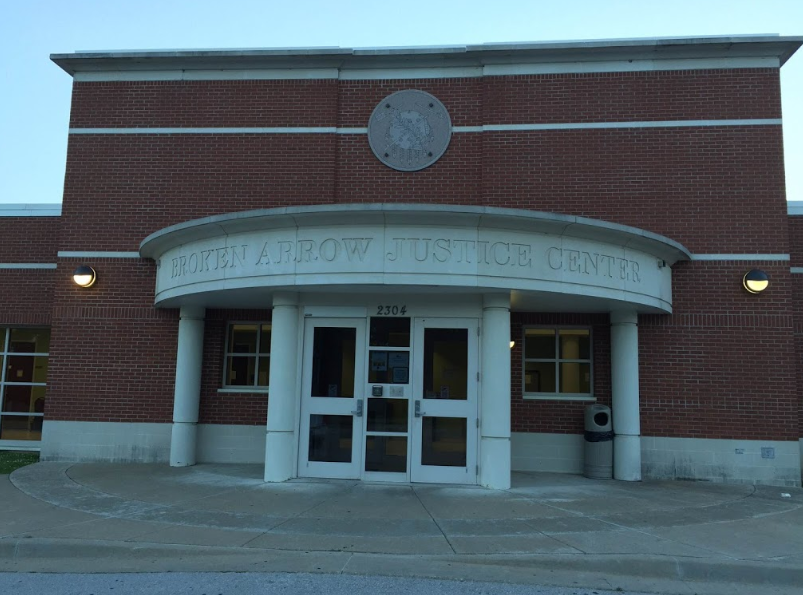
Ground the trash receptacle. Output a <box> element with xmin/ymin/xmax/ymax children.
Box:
<box><xmin>584</xmin><ymin>404</ymin><xmax>613</xmax><ymax>479</ymax></box>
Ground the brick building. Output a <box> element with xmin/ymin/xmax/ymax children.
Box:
<box><xmin>1</xmin><ymin>36</ymin><xmax>802</xmax><ymax>488</ymax></box>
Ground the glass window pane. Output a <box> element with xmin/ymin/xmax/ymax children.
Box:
<box><xmin>0</xmin><ymin>328</ymin><xmax>6</xmax><ymax>350</ymax></box>
<box><xmin>308</xmin><ymin>414</ymin><xmax>352</xmax><ymax>462</ymax></box>
<box><xmin>257</xmin><ymin>356</ymin><xmax>270</xmax><ymax>387</ymax></box>
<box><xmin>524</xmin><ymin>329</ymin><xmax>555</xmax><ymax>359</ymax></box>
<box><xmin>559</xmin><ymin>330</ymin><xmax>590</xmax><ymax>360</ymax></box>
<box><xmin>421</xmin><ymin>417</ymin><xmax>466</xmax><ymax>467</ymax></box>
<box><xmin>369</xmin><ymin>317</ymin><xmax>411</xmax><ymax>347</ymax></box>
<box><xmin>226</xmin><ymin>356</ymin><xmax>256</xmax><ymax>386</ymax></box>
<box><xmin>368</xmin><ymin>350</ymin><xmax>409</xmax><ymax>384</ymax></box>
<box><xmin>423</xmin><ymin>328</ymin><xmax>468</xmax><ymax>400</ymax></box>
<box><xmin>229</xmin><ymin>325</ymin><xmax>258</xmax><ymax>354</ymax></box>
<box><xmin>311</xmin><ymin>327</ymin><xmax>356</xmax><ymax>398</ymax></box>
<box><xmin>259</xmin><ymin>325</ymin><xmax>271</xmax><ymax>354</ymax></box>
<box><xmin>524</xmin><ymin>361</ymin><xmax>556</xmax><ymax>393</ymax></box>
<box><xmin>9</xmin><ymin>328</ymin><xmax>50</xmax><ymax>353</ymax></box>
<box><xmin>6</xmin><ymin>355</ymin><xmax>37</xmax><ymax>383</ymax></box>
<box><xmin>32</xmin><ymin>356</ymin><xmax>49</xmax><ymax>383</ymax></box>
<box><xmin>0</xmin><ymin>415</ymin><xmax>42</xmax><ymax>441</ymax></box>
<box><xmin>2</xmin><ymin>385</ymin><xmax>45</xmax><ymax>413</ymax></box>
<box><xmin>560</xmin><ymin>362</ymin><xmax>591</xmax><ymax>393</ymax></box>
<box><xmin>365</xmin><ymin>436</ymin><xmax>407</xmax><ymax>472</ymax></box>
<box><xmin>367</xmin><ymin>398</ymin><xmax>408</xmax><ymax>433</ymax></box>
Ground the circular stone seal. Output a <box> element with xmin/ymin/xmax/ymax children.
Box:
<box><xmin>367</xmin><ymin>90</ymin><xmax>452</xmax><ymax>172</ymax></box>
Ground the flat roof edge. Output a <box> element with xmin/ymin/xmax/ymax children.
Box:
<box><xmin>788</xmin><ymin>201</ymin><xmax>803</xmax><ymax>215</ymax></box>
<box><xmin>51</xmin><ymin>35</ymin><xmax>803</xmax><ymax>76</ymax></box>
<box><xmin>0</xmin><ymin>204</ymin><xmax>62</xmax><ymax>217</ymax></box>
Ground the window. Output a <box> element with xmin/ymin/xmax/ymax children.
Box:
<box><xmin>523</xmin><ymin>327</ymin><xmax>592</xmax><ymax>400</ymax></box>
<box><xmin>0</xmin><ymin>327</ymin><xmax>50</xmax><ymax>442</ymax></box>
<box><xmin>224</xmin><ymin>323</ymin><xmax>270</xmax><ymax>390</ymax></box>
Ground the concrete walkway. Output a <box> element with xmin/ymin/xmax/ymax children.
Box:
<box><xmin>2</xmin><ymin>462</ymin><xmax>803</xmax><ymax>594</ymax></box>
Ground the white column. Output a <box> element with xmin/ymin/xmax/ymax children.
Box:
<box><xmin>480</xmin><ymin>293</ymin><xmax>511</xmax><ymax>489</ymax></box>
<box><xmin>170</xmin><ymin>306</ymin><xmax>205</xmax><ymax>467</ymax></box>
<box><xmin>264</xmin><ymin>292</ymin><xmax>300</xmax><ymax>482</ymax></box>
<box><xmin>610</xmin><ymin>310</ymin><xmax>641</xmax><ymax>481</ymax></box>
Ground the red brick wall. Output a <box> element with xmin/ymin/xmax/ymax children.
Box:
<box><xmin>641</xmin><ymin>263</ymin><xmax>796</xmax><ymax>441</ymax></box>
<box><xmin>69</xmin><ymin>80</ymin><xmax>339</xmax><ymax>128</ymax></box>
<box><xmin>45</xmin><ymin>258</ymin><xmax>178</xmax><ymax>423</ymax></box>
<box><xmin>0</xmin><ymin>216</ymin><xmax>59</xmax><ymax>325</ymax></box>
<box><xmin>17</xmin><ymin>66</ymin><xmax>797</xmax><ymax>445</ymax></box>
<box><xmin>0</xmin><ymin>217</ymin><xmax>60</xmax><ymax>263</ymax></box>
<box><xmin>789</xmin><ymin>216</ymin><xmax>803</xmax><ymax>441</ymax></box>
<box><xmin>0</xmin><ymin>270</ymin><xmax>55</xmax><ymax>327</ymax></box>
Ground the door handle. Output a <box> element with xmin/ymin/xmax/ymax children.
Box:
<box><xmin>414</xmin><ymin>400</ymin><xmax>426</xmax><ymax>418</ymax></box>
<box><xmin>351</xmin><ymin>399</ymin><xmax>364</xmax><ymax>417</ymax></box>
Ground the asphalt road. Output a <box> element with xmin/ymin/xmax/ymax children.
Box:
<box><xmin>0</xmin><ymin>572</ymin><xmax>653</xmax><ymax>595</ymax></box>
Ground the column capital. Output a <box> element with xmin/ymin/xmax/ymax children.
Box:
<box><xmin>610</xmin><ymin>310</ymin><xmax>638</xmax><ymax>326</ymax></box>
<box><xmin>272</xmin><ymin>292</ymin><xmax>299</xmax><ymax>308</ymax></box>
<box><xmin>179</xmin><ymin>306</ymin><xmax>205</xmax><ymax>320</ymax></box>
<box><xmin>483</xmin><ymin>292</ymin><xmax>511</xmax><ymax>311</ymax></box>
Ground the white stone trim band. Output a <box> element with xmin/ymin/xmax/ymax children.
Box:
<box><xmin>70</xmin><ymin>127</ymin><xmax>337</xmax><ymax>135</ymax></box>
<box><xmin>476</xmin><ymin>119</ymin><xmax>781</xmax><ymax>131</ymax></box>
<box><xmin>58</xmin><ymin>251</ymin><xmax>141</xmax><ymax>259</ymax></box>
<box><xmin>71</xmin><ymin>57</ymin><xmax>780</xmax><ymax>82</ymax></box>
<box><xmin>0</xmin><ymin>263</ymin><xmax>57</xmax><ymax>269</ymax></box>
<box><xmin>791</xmin><ymin>267</ymin><xmax>803</xmax><ymax>274</ymax></box>
<box><xmin>691</xmin><ymin>254</ymin><xmax>790</xmax><ymax>261</ymax></box>
<box><xmin>70</xmin><ymin>119</ymin><xmax>781</xmax><ymax>136</ymax></box>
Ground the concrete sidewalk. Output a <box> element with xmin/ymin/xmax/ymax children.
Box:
<box><xmin>1</xmin><ymin>462</ymin><xmax>802</xmax><ymax>594</ymax></box>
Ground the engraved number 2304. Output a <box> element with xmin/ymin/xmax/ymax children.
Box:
<box><xmin>376</xmin><ymin>305</ymin><xmax>407</xmax><ymax>316</ymax></box>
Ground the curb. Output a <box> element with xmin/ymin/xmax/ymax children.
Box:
<box><xmin>2</xmin><ymin>538</ymin><xmax>802</xmax><ymax>589</ymax></box>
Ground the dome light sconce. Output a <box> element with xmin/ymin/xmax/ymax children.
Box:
<box><xmin>509</xmin><ymin>341</ymin><xmax>516</xmax><ymax>349</ymax></box>
<box><xmin>73</xmin><ymin>265</ymin><xmax>97</xmax><ymax>288</ymax></box>
<box><xmin>742</xmin><ymin>269</ymin><xmax>769</xmax><ymax>294</ymax></box>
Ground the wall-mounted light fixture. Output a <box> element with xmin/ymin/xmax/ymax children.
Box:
<box><xmin>742</xmin><ymin>269</ymin><xmax>769</xmax><ymax>294</ymax></box>
<box><xmin>509</xmin><ymin>340</ymin><xmax>515</xmax><ymax>349</ymax></box>
<box><xmin>73</xmin><ymin>265</ymin><xmax>97</xmax><ymax>288</ymax></box>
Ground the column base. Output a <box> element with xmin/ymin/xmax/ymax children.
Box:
<box><xmin>170</xmin><ymin>422</ymin><xmax>197</xmax><ymax>467</ymax></box>
<box><xmin>264</xmin><ymin>429</ymin><xmax>296</xmax><ymax>482</ymax></box>
<box><xmin>614</xmin><ymin>434</ymin><xmax>642</xmax><ymax>481</ymax></box>
<box><xmin>480</xmin><ymin>436</ymin><xmax>511</xmax><ymax>489</ymax></box>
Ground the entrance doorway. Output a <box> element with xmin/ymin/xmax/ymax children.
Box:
<box><xmin>298</xmin><ymin>316</ymin><xmax>478</xmax><ymax>484</ymax></box>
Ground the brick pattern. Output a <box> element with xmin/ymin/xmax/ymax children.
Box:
<box><xmin>338</xmin><ymin>79</ymin><xmax>483</xmax><ymax>127</ymax></box>
<box><xmin>641</xmin><ymin>260</ymin><xmax>797</xmax><ymax>441</ymax></box>
<box><xmin>789</xmin><ymin>217</ymin><xmax>803</xmax><ymax>441</ymax></box>
<box><xmin>0</xmin><ymin>270</ymin><xmax>55</xmax><ymax>326</ymax></box>
<box><xmin>59</xmin><ymin>134</ymin><xmax>337</xmax><ymax>251</ymax></box>
<box><xmin>0</xmin><ymin>217</ymin><xmax>60</xmax><ymax>262</ymax></box>
<box><xmin>45</xmin><ymin>259</ymin><xmax>179</xmax><ymax>423</ymax></box>
<box><xmin>69</xmin><ymin>80</ymin><xmax>339</xmax><ymax>128</ymax></box>
<box><xmin>483</xmin><ymin>70</ymin><xmax>781</xmax><ymax>124</ymax></box>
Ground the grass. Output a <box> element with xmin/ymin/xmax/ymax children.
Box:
<box><xmin>0</xmin><ymin>451</ymin><xmax>39</xmax><ymax>474</ymax></box>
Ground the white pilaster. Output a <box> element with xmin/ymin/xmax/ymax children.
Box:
<box><xmin>610</xmin><ymin>310</ymin><xmax>641</xmax><ymax>481</ymax></box>
<box><xmin>170</xmin><ymin>306</ymin><xmax>205</xmax><ymax>467</ymax></box>
<box><xmin>480</xmin><ymin>293</ymin><xmax>511</xmax><ymax>489</ymax></box>
<box><xmin>264</xmin><ymin>292</ymin><xmax>300</xmax><ymax>482</ymax></box>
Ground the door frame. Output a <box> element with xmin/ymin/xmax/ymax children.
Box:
<box><xmin>410</xmin><ymin>317</ymin><xmax>479</xmax><ymax>485</ymax></box>
<box><xmin>297</xmin><ymin>317</ymin><xmax>366</xmax><ymax>480</ymax></box>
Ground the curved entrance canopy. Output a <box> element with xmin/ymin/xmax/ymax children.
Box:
<box><xmin>140</xmin><ymin>204</ymin><xmax>690</xmax><ymax>313</ymax></box>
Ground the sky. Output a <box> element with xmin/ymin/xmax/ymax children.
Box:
<box><xmin>0</xmin><ymin>0</ymin><xmax>801</xmax><ymax>205</ymax></box>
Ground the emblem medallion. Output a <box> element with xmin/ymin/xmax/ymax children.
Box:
<box><xmin>367</xmin><ymin>90</ymin><xmax>452</xmax><ymax>172</ymax></box>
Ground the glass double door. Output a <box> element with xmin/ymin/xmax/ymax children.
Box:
<box><xmin>298</xmin><ymin>316</ymin><xmax>478</xmax><ymax>484</ymax></box>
